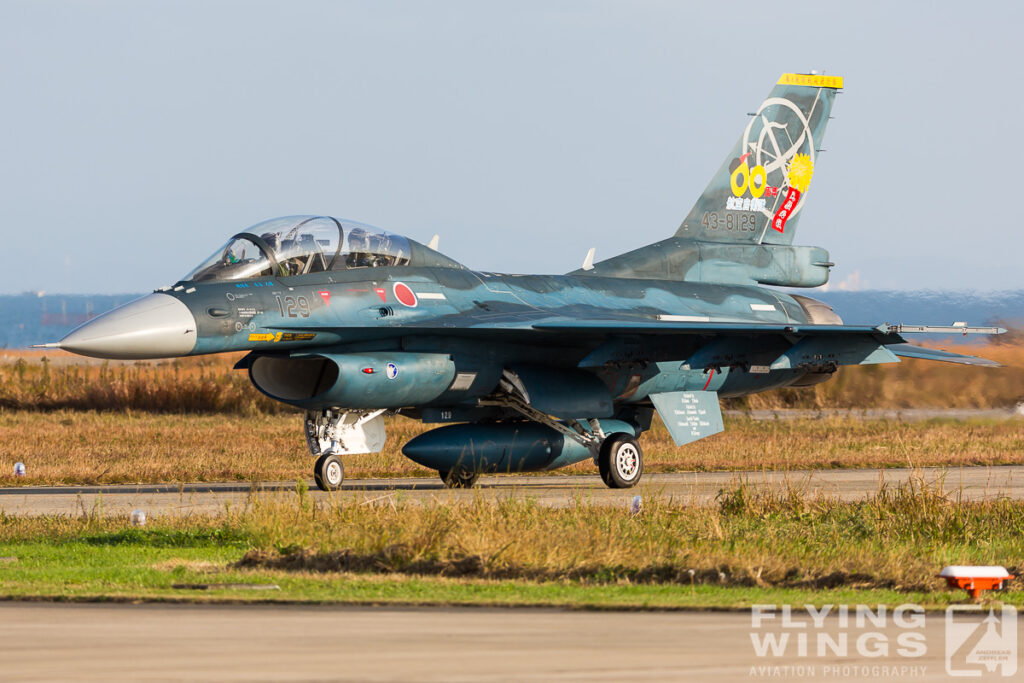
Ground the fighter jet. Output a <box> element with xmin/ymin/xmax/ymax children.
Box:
<box><xmin>39</xmin><ymin>72</ymin><xmax>1003</xmax><ymax>491</ymax></box>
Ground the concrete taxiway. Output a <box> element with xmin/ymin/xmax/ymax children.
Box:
<box><xmin>0</xmin><ymin>602</ymin><xmax>998</xmax><ymax>682</ymax></box>
<box><xmin>2</xmin><ymin>465</ymin><xmax>1024</xmax><ymax>516</ymax></box>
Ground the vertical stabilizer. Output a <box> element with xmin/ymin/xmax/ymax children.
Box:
<box><xmin>676</xmin><ymin>73</ymin><xmax>842</xmax><ymax>246</ymax></box>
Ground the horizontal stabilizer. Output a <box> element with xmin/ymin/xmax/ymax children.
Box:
<box><xmin>887</xmin><ymin>344</ymin><xmax>1002</xmax><ymax>367</ymax></box>
<box><xmin>649</xmin><ymin>391</ymin><xmax>724</xmax><ymax>447</ymax></box>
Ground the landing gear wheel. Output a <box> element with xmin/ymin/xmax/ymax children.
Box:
<box><xmin>440</xmin><ymin>469</ymin><xmax>479</xmax><ymax>489</ymax></box>
<box><xmin>598</xmin><ymin>434</ymin><xmax>643</xmax><ymax>489</ymax></box>
<box><xmin>313</xmin><ymin>454</ymin><xmax>344</xmax><ymax>491</ymax></box>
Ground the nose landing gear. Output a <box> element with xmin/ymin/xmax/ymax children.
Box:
<box><xmin>314</xmin><ymin>454</ymin><xmax>344</xmax><ymax>491</ymax></box>
<box><xmin>305</xmin><ymin>408</ymin><xmax>387</xmax><ymax>492</ymax></box>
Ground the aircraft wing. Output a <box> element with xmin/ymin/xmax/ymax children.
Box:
<box><xmin>533</xmin><ymin>321</ymin><xmax>892</xmax><ymax>336</ymax></box>
<box><xmin>268</xmin><ymin>319</ymin><xmax>1003</xmax><ymax>367</ymax></box>
<box><xmin>529</xmin><ymin>320</ymin><xmax>1004</xmax><ymax>367</ymax></box>
<box><xmin>531</xmin><ymin>320</ymin><xmax>1004</xmax><ymax>337</ymax></box>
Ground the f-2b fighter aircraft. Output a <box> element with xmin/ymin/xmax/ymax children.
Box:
<box><xmin>42</xmin><ymin>72</ymin><xmax>1003</xmax><ymax>491</ymax></box>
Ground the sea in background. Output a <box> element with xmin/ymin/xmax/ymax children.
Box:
<box><xmin>1</xmin><ymin>290</ymin><xmax>1022</xmax><ymax>350</ymax></box>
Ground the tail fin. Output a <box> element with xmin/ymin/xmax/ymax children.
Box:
<box><xmin>579</xmin><ymin>73</ymin><xmax>843</xmax><ymax>286</ymax></box>
<box><xmin>676</xmin><ymin>73</ymin><xmax>842</xmax><ymax>246</ymax></box>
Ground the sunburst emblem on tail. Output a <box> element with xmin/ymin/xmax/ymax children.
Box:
<box><xmin>787</xmin><ymin>153</ymin><xmax>814</xmax><ymax>192</ymax></box>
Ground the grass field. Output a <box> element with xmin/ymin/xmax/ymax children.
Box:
<box><xmin>0</xmin><ymin>342</ymin><xmax>1022</xmax><ymax>485</ymax></box>
<box><xmin>0</xmin><ymin>484</ymin><xmax>1019</xmax><ymax>608</ymax></box>
<box><xmin>1</xmin><ymin>346</ymin><xmax>1021</xmax><ymax>609</ymax></box>
<box><xmin>0</xmin><ymin>345</ymin><xmax>1020</xmax><ymax>485</ymax></box>
<box><xmin>2</xmin><ymin>343</ymin><xmax>1023</xmax><ymax>414</ymax></box>
<box><xmin>0</xmin><ymin>411</ymin><xmax>1021</xmax><ymax>485</ymax></box>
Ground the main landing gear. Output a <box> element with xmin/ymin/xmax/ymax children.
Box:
<box><xmin>440</xmin><ymin>468</ymin><xmax>479</xmax><ymax>489</ymax></box>
<box><xmin>478</xmin><ymin>391</ymin><xmax>646</xmax><ymax>490</ymax></box>
<box><xmin>597</xmin><ymin>433</ymin><xmax>644</xmax><ymax>488</ymax></box>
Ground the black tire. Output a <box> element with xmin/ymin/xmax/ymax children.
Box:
<box><xmin>439</xmin><ymin>469</ymin><xmax>479</xmax><ymax>489</ymax></box>
<box><xmin>597</xmin><ymin>434</ymin><xmax>643</xmax><ymax>489</ymax></box>
<box><xmin>313</xmin><ymin>454</ymin><xmax>344</xmax><ymax>491</ymax></box>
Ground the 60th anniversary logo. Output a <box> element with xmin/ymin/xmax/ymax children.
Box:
<box><xmin>749</xmin><ymin>604</ymin><xmax>1018</xmax><ymax>678</ymax></box>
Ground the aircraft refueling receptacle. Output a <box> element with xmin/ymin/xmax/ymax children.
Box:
<box><xmin>38</xmin><ymin>73</ymin><xmax>1005</xmax><ymax>491</ymax></box>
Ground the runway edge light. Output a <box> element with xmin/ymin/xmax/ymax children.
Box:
<box><xmin>938</xmin><ymin>565</ymin><xmax>1014</xmax><ymax>600</ymax></box>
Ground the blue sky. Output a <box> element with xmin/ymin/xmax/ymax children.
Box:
<box><xmin>2</xmin><ymin>1</ymin><xmax>1021</xmax><ymax>293</ymax></box>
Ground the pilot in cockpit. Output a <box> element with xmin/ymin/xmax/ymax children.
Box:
<box><xmin>260</xmin><ymin>232</ymin><xmax>282</xmax><ymax>255</ymax></box>
<box><xmin>261</xmin><ymin>231</ymin><xmax>303</xmax><ymax>275</ymax></box>
<box><xmin>346</xmin><ymin>228</ymin><xmax>374</xmax><ymax>268</ymax></box>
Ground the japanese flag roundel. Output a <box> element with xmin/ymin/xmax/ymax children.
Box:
<box><xmin>393</xmin><ymin>282</ymin><xmax>417</xmax><ymax>307</ymax></box>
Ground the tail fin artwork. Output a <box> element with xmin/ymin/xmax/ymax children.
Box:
<box><xmin>581</xmin><ymin>73</ymin><xmax>843</xmax><ymax>288</ymax></box>
<box><xmin>677</xmin><ymin>72</ymin><xmax>842</xmax><ymax>246</ymax></box>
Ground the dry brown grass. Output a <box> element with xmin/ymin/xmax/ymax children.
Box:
<box><xmin>0</xmin><ymin>410</ymin><xmax>1020</xmax><ymax>485</ymax></box>
<box><xmin>0</xmin><ymin>345</ymin><xmax>1020</xmax><ymax>485</ymax></box>
<box><xmin>738</xmin><ymin>344</ymin><xmax>1024</xmax><ymax>410</ymax></box>
<box><xmin>2</xmin><ymin>343</ymin><xmax>1022</xmax><ymax>414</ymax></box>
<box><xmin>6</xmin><ymin>483</ymin><xmax>1023</xmax><ymax>593</ymax></box>
<box><xmin>0</xmin><ymin>351</ymin><xmax>281</xmax><ymax>415</ymax></box>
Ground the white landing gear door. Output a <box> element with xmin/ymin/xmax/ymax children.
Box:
<box><xmin>305</xmin><ymin>409</ymin><xmax>387</xmax><ymax>456</ymax></box>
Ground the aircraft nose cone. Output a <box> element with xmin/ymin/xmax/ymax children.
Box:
<box><xmin>59</xmin><ymin>293</ymin><xmax>198</xmax><ymax>359</ymax></box>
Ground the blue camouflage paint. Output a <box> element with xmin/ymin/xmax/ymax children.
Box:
<box><xmin>52</xmin><ymin>74</ymin><xmax>1003</xmax><ymax>486</ymax></box>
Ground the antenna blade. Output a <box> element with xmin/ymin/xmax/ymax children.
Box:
<box><xmin>581</xmin><ymin>247</ymin><xmax>596</xmax><ymax>271</ymax></box>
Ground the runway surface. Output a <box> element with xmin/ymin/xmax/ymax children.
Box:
<box><xmin>2</xmin><ymin>465</ymin><xmax>1024</xmax><ymax>516</ymax></box>
<box><xmin>0</xmin><ymin>602</ymin><xmax>995</xmax><ymax>682</ymax></box>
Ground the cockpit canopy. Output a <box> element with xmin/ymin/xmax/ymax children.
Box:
<box><xmin>183</xmin><ymin>216</ymin><xmax>420</xmax><ymax>283</ymax></box>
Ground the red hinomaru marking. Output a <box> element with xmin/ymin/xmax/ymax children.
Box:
<box><xmin>374</xmin><ymin>287</ymin><xmax>387</xmax><ymax>302</ymax></box>
<box><xmin>393</xmin><ymin>282</ymin><xmax>417</xmax><ymax>307</ymax></box>
<box><xmin>318</xmin><ymin>290</ymin><xmax>331</xmax><ymax>306</ymax></box>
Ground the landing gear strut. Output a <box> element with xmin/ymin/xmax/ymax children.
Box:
<box><xmin>477</xmin><ymin>389</ymin><xmax>646</xmax><ymax>489</ymax></box>
<box><xmin>305</xmin><ymin>408</ymin><xmax>387</xmax><ymax>492</ymax></box>
<box><xmin>597</xmin><ymin>434</ymin><xmax>644</xmax><ymax>488</ymax></box>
